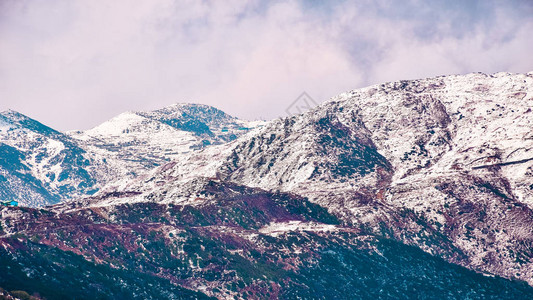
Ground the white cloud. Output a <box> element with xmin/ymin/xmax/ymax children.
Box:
<box><xmin>0</xmin><ymin>0</ymin><xmax>531</xmax><ymax>130</ymax></box>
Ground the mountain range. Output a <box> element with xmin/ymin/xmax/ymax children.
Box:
<box><xmin>1</xmin><ymin>72</ymin><xmax>533</xmax><ymax>299</ymax></box>
<box><xmin>0</xmin><ymin>104</ymin><xmax>264</xmax><ymax>207</ymax></box>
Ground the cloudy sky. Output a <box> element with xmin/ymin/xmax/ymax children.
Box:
<box><xmin>1</xmin><ymin>0</ymin><xmax>532</xmax><ymax>130</ymax></box>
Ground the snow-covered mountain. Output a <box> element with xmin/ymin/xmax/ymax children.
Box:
<box><xmin>95</xmin><ymin>72</ymin><xmax>533</xmax><ymax>286</ymax></box>
<box><xmin>0</xmin><ymin>110</ymin><xmax>123</xmax><ymax>206</ymax></box>
<box><xmin>1</xmin><ymin>72</ymin><xmax>532</xmax><ymax>298</ymax></box>
<box><xmin>0</xmin><ymin>104</ymin><xmax>264</xmax><ymax>207</ymax></box>
<box><xmin>69</xmin><ymin>103</ymin><xmax>264</xmax><ymax>171</ymax></box>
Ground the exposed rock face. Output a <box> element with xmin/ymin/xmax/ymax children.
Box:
<box><xmin>1</xmin><ymin>72</ymin><xmax>532</xmax><ymax>298</ymax></box>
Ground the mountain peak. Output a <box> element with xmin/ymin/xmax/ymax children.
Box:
<box><xmin>0</xmin><ymin>109</ymin><xmax>30</xmax><ymax>121</ymax></box>
<box><xmin>0</xmin><ymin>109</ymin><xmax>62</xmax><ymax>137</ymax></box>
<box><xmin>149</xmin><ymin>102</ymin><xmax>235</xmax><ymax>123</ymax></box>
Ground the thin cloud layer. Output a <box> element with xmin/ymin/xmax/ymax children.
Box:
<box><xmin>1</xmin><ymin>0</ymin><xmax>532</xmax><ymax>130</ymax></box>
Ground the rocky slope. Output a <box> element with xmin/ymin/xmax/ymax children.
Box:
<box><xmin>0</xmin><ymin>104</ymin><xmax>263</xmax><ymax>207</ymax></box>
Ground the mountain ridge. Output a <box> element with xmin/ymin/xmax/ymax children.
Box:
<box><xmin>0</xmin><ymin>103</ymin><xmax>264</xmax><ymax>207</ymax></box>
<box><xmin>93</xmin><ymin>71</ymin><xmax>533</xmax><ymax>286</ymax></box>
<box><xmin>1</xmin><ymin>72</ymin><xmax>533</xmax><ymax>298</ymax></box>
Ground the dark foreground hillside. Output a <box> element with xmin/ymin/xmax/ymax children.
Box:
<box><xmin>1</xmin><ymin>72</ymin><xmax>533</xmax><ymax>299</ymax></box>
<box><xmin>1</xmin><ymin>183</ymin><xmax>533</xmax><ymax>299</ymax></box>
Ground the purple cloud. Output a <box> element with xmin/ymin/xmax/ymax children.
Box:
<box><xmin>0</xmin><ymin>0</ymin><xmax>531</xmax><ymax>130</ymax></box>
